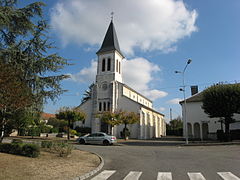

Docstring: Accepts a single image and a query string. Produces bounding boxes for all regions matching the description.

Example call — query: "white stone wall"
[74,99,93,128]
[122,86,152,108]
[182,101,240,140]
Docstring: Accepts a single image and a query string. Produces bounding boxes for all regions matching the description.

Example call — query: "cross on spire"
[111,12,114,21]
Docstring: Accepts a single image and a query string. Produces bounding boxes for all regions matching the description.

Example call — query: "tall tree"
[202,83,240,141]
[81,84,94,104]
[0,62,33,141]
[0,0,69,140]
[0,0,69,111]
[56,107,86,140]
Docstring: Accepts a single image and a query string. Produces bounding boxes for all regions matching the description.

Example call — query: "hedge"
[0,143,40,158]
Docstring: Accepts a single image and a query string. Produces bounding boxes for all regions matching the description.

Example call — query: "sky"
[20,0,240,122]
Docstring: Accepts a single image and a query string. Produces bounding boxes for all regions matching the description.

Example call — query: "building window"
[99,102,102,111]
[107,58,111,71]
[107,102,110,111]
[103,102,106,111]
[119,61,121,73]
[116,60,118,73]
[102,59,105,72]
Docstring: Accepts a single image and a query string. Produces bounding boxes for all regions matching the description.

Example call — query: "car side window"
[97,133,104,137]
[89,133,97,137]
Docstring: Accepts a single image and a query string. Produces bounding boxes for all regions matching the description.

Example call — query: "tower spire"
[96,19,124,58]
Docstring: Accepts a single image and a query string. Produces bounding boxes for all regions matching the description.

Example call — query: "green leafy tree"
[81,84,94,104]
[0,62,33,141]
[0,0,69,140]
[202,84,240,141]
[98,111,122,134]
[47,117,67,133]
[0,0,69,114]
[166,116,183,136]
[119,111,139,139]
[56,107,86,140]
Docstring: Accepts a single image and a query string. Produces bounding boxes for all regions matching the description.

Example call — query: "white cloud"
[123,57,167,100]
[50,0,198,55]
[159,107,166,112]
[69,57,167,101]
[68,60,97,83]
[167,98,182,104]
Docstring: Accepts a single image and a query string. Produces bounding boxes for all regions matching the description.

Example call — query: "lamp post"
[175,59,192,144]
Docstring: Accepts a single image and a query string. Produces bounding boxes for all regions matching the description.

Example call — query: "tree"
[166,116,183,136]
[0,0,69,140]
[202,84,240,141]
[0,62,33,141]
[47,117,68,133]
[81,84,94,104]
[56,107,86,140]
[99,111,122,134]
[0,0,69,112]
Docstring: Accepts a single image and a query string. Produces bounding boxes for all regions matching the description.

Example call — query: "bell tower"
[96,20,124,84]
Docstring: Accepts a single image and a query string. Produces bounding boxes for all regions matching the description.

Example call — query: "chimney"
[191,86,198,95]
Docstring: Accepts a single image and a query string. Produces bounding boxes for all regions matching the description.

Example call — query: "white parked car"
[77,132,117,145]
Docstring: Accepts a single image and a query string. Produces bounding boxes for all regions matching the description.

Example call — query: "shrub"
[51,128,59,133]
[70,129,77,135]
[9,143,23,154]
[12,139,23,144]
[74,126,91,135]
[0,143,40,158]
[52,141,73,157]
[22,144,40,158]
[41,141,53,148]
[0,143,13,153]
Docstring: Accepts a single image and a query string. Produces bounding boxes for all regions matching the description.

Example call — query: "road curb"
[181,142,240,146]
[73,152,104,180]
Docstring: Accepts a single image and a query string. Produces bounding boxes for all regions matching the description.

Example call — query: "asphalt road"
[76,142,240,180]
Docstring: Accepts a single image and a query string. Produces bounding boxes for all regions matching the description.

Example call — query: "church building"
[75,20,166,139]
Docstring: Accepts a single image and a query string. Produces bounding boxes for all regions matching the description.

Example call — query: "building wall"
[74,99,93,128]
[122,86,152,108]
[182,101,240,140]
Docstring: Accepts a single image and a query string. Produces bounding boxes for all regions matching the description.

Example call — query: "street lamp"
[175,59,192,144]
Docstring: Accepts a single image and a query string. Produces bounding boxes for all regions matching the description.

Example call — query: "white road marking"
[217,172,240,180]
[188,172,206,180]
[123,171,142,180]
[91,170,116,180]
[157,172,172,180]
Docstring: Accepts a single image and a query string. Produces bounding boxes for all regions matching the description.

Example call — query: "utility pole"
[170,108,172,122]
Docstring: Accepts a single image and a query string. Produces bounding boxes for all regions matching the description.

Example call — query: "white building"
[75,20,166,139]
[180,86,240,140]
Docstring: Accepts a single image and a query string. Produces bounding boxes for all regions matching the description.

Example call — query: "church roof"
[96,21,124,57]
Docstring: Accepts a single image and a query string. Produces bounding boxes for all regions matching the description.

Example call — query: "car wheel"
[79,139,85,144]
[103,140,110,146]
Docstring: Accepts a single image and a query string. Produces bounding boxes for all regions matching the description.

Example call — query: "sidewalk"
[117,138,240,146]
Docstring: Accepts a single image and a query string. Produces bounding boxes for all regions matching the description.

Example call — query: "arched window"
[119,61,121,73]
[102,59,105,72]
[103,102,106,111]
[107,102,110,111]
[107,58,111,71]
[99,102,102,111]
[116,60,118,73]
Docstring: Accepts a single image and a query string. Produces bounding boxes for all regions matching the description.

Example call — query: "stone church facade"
[75,21,166,139]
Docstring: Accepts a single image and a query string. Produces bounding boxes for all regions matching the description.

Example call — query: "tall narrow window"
[99,102,102,111]
[116,60,118,73]
[107,58,111,71]
[102,59,105,72]
[119,61,121,74]
[107,102,110,111]
[103,102,106,111]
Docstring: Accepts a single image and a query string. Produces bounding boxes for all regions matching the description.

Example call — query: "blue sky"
[21,0,240,121]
